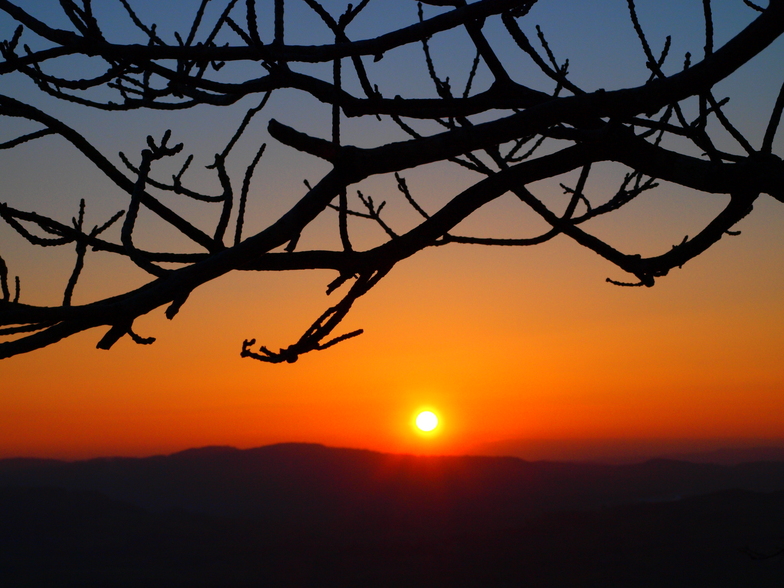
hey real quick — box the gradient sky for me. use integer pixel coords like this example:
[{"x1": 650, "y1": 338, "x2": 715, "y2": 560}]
[{"x1": 1, "y1": 0, "x2": 783, "y2": 461}]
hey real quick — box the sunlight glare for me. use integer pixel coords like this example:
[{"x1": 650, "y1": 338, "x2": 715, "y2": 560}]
[{"x1": 415, "y1": 411, "x2": 438, "y2": 432}]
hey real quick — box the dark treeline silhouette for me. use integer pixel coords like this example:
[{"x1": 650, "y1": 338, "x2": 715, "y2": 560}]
[{"x1": 1, "y1": 0, "x2": 783, "y2": 362}]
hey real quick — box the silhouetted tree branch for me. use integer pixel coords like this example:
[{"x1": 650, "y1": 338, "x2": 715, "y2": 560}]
[{"x1": 1, "y1": 0, "x2": 783, "y2": 362}]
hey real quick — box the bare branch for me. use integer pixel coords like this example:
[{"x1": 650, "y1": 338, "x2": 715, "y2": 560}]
[{"x1": 0, "y1": 0, "x2": 782, "y2": 363}]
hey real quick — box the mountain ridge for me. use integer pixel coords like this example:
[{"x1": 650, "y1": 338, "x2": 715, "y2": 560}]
[
  {"x1": 2, "y1": 442, "x2": 784, "y2": 530},
  {"x1": 3, "y1": 443, "x2": 784, "y2": 586}
]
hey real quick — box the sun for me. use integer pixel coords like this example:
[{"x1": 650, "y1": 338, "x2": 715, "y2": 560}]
[{"x1": 415, "y1": 411, "x2": 439, "y2": 432}]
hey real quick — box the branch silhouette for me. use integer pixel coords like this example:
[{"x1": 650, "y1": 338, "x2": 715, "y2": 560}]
[{"x1": 1, "y1": 0, "x2": 783, "y2": 362}]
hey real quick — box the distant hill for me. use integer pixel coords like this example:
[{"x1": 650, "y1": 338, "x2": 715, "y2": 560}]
[
  {"x1": 2, "y1": 453, "x2": 784, "y2": 586},
  {"x1": 2, "y1": 443, "x2": 784, "y2": 534},
  {"x1": 661, "y1": 446, "x2": 784, "y2": 465},
  {"x1": 472, "y1": 438, "x2": 784, "y2": 465}
]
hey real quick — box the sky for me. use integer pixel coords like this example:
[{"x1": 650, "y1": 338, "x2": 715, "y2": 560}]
[{"x1": 1, "y1": 0, "x2": 783, "y2": 461}]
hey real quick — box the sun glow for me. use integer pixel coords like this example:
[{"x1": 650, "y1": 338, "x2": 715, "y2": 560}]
[{"x1": 415, "y1": 411, "x2": 439, "y2": 432}]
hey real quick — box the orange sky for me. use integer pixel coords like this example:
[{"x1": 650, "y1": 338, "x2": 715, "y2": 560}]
[
  {"x1": 3, "y1": 201, "x2": 784, "y2": 460},
  {"x1": 1, "y1": 1, "x2": 784, "y2": 461}
]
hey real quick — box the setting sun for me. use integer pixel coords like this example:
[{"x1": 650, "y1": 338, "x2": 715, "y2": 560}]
[{"x1": 415, "y1": 411, "x2": 439, "y2": 432}]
